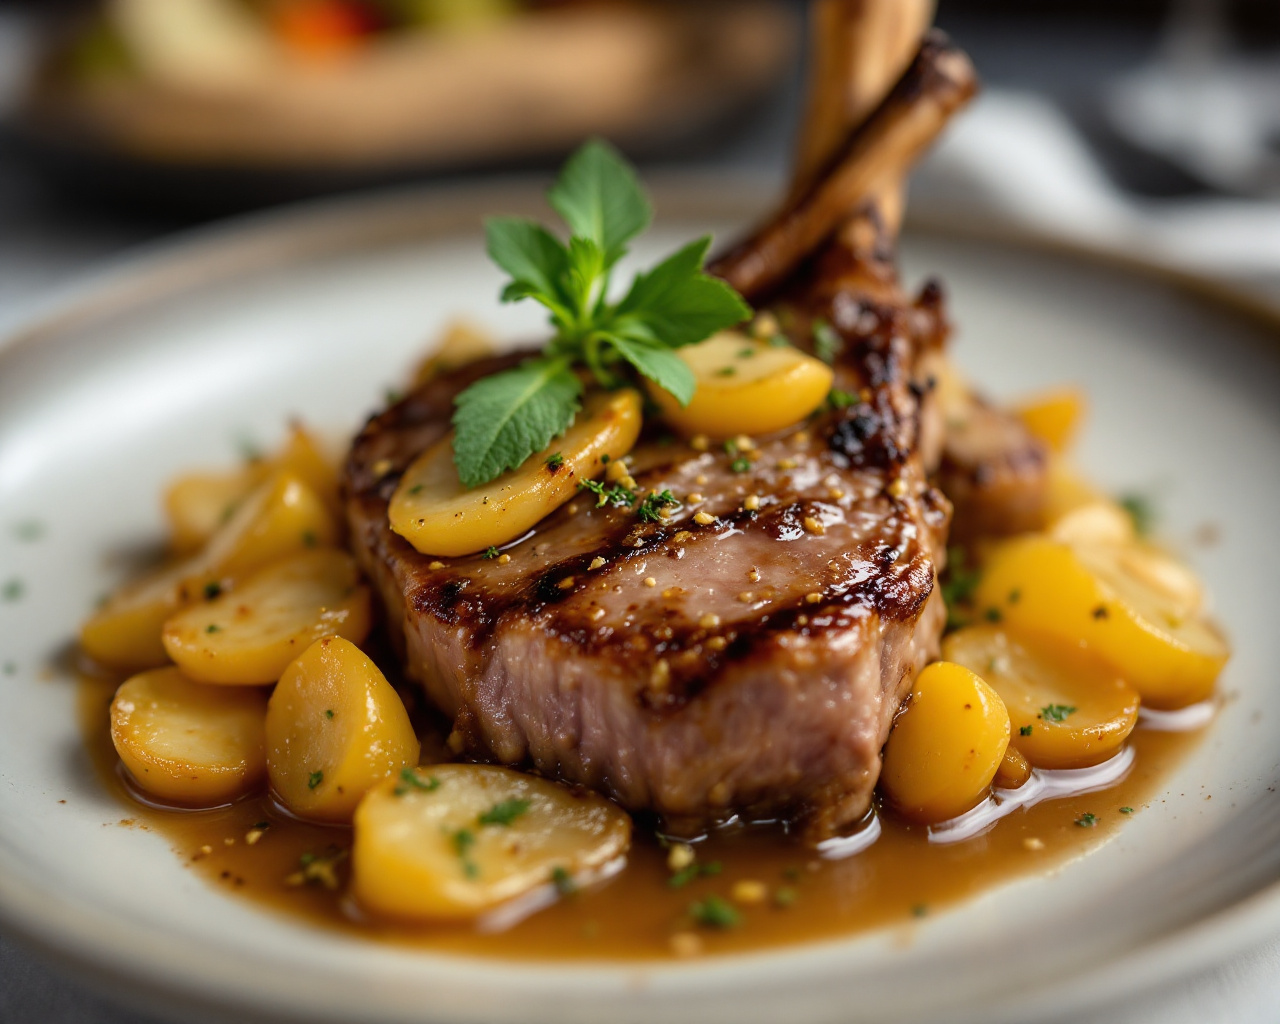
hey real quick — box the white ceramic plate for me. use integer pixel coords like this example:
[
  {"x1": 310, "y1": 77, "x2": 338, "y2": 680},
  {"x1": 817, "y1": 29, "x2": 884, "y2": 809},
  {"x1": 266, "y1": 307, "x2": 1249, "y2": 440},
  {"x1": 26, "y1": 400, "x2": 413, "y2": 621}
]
[{"x1": 1, "y1": 179, "x2": 1278, "y2": 1024}]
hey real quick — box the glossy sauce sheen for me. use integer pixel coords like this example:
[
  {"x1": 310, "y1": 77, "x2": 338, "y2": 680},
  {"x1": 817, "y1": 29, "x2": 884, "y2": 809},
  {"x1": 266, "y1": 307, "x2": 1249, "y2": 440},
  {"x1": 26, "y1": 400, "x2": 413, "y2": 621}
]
[{"x1": 80, "y1": 676, "x2": 1204, "y2": 959}]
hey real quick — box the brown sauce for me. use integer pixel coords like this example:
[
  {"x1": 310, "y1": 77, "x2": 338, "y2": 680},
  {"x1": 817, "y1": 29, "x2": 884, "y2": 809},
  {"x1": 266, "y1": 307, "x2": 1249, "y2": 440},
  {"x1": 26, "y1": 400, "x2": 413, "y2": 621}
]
[{"x1": 78, "y1": 674, "x2": 1206, "y2": 960}]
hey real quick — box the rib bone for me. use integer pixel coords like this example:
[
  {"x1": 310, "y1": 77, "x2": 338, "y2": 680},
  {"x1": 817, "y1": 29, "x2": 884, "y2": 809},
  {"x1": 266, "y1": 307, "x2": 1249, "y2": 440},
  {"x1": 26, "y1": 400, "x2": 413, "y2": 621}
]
[
  {"x1": 710, "y1": 31, "x2": 976, "y2": 303},
  {"x1": 791, "y1": 0, "x2": 936, "y2": 200}
]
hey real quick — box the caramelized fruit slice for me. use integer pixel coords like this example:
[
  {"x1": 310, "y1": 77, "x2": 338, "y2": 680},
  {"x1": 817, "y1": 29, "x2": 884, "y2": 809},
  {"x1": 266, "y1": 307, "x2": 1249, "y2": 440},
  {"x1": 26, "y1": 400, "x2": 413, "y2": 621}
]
[
  {"x1": 879, "y1": 661, "x2": 1010, "y2": 824},
  {"x1": 164, "y1": 425, "x2": 340, "y2": 553},
  {"x1": 162, "y1": 549, "x2": 371, "y2": 685},
  {"x1": 110, "y1": 666, "x2": 267, "y2": 805},
  {"x1": 1013, "y1": 386, "x2": 1086, "y2": 453},
  {"x1": 265, "y1": 637, "x2": 419, "y2": 823},
  {"x1": 975, "y1": 536, "x2": 1227, "y2": 709},
  {"x1": 943, "y1": 625, "x2": 1140, "y2": 769},
  {"x1": 81, "y1": 471, "x2": 336, "y2": 671},
  {"x1": 648, "y1": 331, "x2": 833, "y2": 439},
  {"x1": 389, "y1": 388, "x2": 642, "y2": 558},
  {"x1": 353, "y1": 764, "x2": 632, "y2": 922}
]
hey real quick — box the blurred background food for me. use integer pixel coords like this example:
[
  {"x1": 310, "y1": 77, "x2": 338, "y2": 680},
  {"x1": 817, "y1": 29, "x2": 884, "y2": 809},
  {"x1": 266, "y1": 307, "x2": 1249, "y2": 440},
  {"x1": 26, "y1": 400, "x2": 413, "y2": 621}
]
[
  {"x1": 5, "y1": 0, "x2": 798, "y2": 211},
  {"x1": 0, "y1": 0, "x2": 1279, "y2": 300}
]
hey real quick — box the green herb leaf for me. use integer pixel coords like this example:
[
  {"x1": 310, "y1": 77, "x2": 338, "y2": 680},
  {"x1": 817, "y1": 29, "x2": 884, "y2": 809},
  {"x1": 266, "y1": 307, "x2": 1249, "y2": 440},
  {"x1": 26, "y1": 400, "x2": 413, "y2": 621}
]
[
  {"x1": 636, "y1": 489, "x2": 679, "y2": 523},
  {"x1": 393, "y1": 767, "x2": 441, "y2": 796},
  {"x1": 546, "y1": 138, "x2": 652, "y2": 269},
  {"x1": 812, "y1": 319, "x2": 843, "y2": 363},
  {"x1": 1040, "y1": 704, "x2": 1077, "y2": 723},
  {"x1": 615, "y1": 236, "x2": 751, "y2": 349},
  {"x1": 463, "y1": 142, "x2": 752, "y2": 486},
  {"x1": 452, "y1": 359, "x2": 583, "y2": 488},
  {"x1": 669, "y1": 861, "x2": 723, "y2": 889},
  {"x1": 551, "y1": 865, "x2": 578, "y2": 896},
  {"x1": 1118, "y1": 492, "x2": 1156, "y2": 537},
  {"x1": 1019, "y1": 725, "x2": 1033, "y2": 736},
  {"x1": 307, "y1": 770, "x2": 324, "y2": 790},
  {"x1": 451, "y1": 828, "x2": 479, "y2": 878},
  {"x1": 485, "y1": 218, "x2": 574, "y2": 324},
  {"x1": 478, "y1": 798, "x2": 532, "y2": 827},
  {"x1": 545, "y1": 452, "x2": 565, "y2": 470},
  {"x1": 603, "y1": 332, "x2": 696, "y2": 407},
  {"x1": 689, "y1": 895, "x2": 741, "y2": 929},
  {"x1": 1075, "y1": 812, "x2": 1098, "y2": 828},
  {"x1": 578, "y1": 478, "x2": 636, "y2": 508}
]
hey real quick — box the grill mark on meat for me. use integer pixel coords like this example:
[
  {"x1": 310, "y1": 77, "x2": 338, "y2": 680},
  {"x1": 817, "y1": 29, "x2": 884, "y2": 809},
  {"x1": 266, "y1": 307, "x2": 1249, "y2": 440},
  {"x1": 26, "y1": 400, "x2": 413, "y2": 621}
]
[
  {"x1": 345, "y1": 252, "x2": 952, "y2": 836},
  {"x1": 342, "y1": 36, "x2": 982, "y2": 839}
]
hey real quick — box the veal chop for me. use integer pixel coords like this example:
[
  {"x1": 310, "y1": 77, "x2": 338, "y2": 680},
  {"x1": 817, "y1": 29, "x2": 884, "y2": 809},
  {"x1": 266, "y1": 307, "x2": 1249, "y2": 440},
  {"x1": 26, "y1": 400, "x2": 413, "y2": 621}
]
[{"x1": 342, "y1": 32, "x2": 1040, "y2": 841}]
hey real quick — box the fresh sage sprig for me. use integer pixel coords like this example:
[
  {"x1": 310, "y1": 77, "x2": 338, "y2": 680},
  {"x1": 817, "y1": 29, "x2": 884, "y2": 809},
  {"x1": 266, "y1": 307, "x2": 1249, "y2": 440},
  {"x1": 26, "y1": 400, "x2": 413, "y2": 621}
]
[{"x1": 451, "y1": 139, "x2": 751, "y2": 488}]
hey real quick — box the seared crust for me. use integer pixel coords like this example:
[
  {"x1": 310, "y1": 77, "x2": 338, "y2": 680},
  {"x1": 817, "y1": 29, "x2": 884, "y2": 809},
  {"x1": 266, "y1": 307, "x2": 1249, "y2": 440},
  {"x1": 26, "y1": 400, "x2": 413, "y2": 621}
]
[{"x1": 345, "y1": 247, "x2": 952, "y2": 838}]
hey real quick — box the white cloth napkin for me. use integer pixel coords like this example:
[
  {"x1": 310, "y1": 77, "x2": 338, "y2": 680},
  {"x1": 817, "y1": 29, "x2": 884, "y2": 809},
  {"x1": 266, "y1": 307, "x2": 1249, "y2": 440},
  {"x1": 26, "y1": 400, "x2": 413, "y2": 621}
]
[{"x1": 911, "y1": 87, "x2": 1280, "y2": 311}]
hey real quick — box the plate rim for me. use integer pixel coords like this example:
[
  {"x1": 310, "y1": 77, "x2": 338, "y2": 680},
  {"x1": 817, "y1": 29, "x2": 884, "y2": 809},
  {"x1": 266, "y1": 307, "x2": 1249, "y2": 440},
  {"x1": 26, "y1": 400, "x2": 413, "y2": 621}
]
[{"x1": 2, "y1": 172, "x2": 1279, "y2": 1024}]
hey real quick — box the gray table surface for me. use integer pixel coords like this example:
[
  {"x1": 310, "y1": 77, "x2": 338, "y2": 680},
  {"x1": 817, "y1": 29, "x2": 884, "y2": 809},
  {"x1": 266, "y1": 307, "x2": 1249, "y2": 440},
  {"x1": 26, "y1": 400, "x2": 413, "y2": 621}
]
[{"x1": 3, "y1": 10, "x2": 1279, "y2": 1022}]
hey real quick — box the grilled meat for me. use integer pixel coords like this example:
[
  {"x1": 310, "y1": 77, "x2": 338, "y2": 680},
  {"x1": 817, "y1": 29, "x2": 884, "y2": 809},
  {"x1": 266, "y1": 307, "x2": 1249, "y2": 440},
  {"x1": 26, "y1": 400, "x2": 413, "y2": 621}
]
[{"x1": 344, "y1": 30, "x2": 994, "y2": 841}]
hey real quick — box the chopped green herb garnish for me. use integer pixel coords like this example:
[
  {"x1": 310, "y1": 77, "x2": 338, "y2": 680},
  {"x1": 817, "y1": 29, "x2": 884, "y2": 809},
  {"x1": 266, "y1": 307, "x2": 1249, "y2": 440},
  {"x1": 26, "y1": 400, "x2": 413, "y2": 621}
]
[
  {"x1": 451, "y1": 140, "x2": 750, "y2": 488},
  {"x1": 940, "y1": 547, "x2": 980, "y2": 619},
  {"x1": 1, "y1": 579, "x2": 24, "y2": 602},
  {"x1": 551, "y1": 866, "x2": 577, "y2": 896},
  {"x1": 1120, "y1": 806, "x2": 1134, "y2": 815},
  {"x1": 812, "y1": 319, "x2": 842, "y2": 364},
  {"x1": 478, "y1": 798, "x2": 531, "y2": 827},
  {"x1": 1075, "y1": 812, "x2": 1098, "y2": 828},
  {"x1": 408, "y1": 484, "x2": 424, "y2": 495},
  {"x1": 774, "y1": 886, "x2": 798, "y2": 908},
  {"x1": 730, "y1": 457, "x2": 752, "y2": 473},
  {"x1": 715, "y1": 366, "x2": 737, "y2": 377},
  {"x1": 452, "y1": 828, "x2": 479, "y2": 878},
  {"x1": 1040, "y1": 704, "x2": 1077, "y2": 723},
  {"x1": 1008, "y1": 588, "x2": 1021, "y2": 604},
  {"x1": 12, "y1": 521, "x2": 44, "y2": 542},
  {"x1": 827, "y1": 388, "x2": 857, "y2": 410},
  {"x1": 205, "y1": 624, "x2": 221, "y2": 634},
  {"x1": 911, "y1": 903, "x2": 928, "y2": 918},
  {"x1": 482, "y1": 546, "x2": 500, "y2": 560},
  {"x1": 768, "y1": 335, "x2": 790, "y2": 348},
  {"x1": 689, "y1": 895, "x2": 741, "y2": 929},
  {"x1": 324, "y1": 709, "x2": 334, "y2": 719},
  {"x1": 203, "y1": 581, "x2": 222, "y2": 600},
  {"x1": 1118, "y1": 492, "x2": 1156, "y2": 537},
  {"x1": 722, "y1": 439, "x2": 738, "y2": 456},
  {"x1": 1020, "y1": 725, "x2": 1033, "y2": 737},
  {"x1": 393, "y1": 767, "x2": 441, "y2": 796},
  {"x1": 984, "y1": 607, "x2": 1003, "y2": 623},
  {"x1": 545, "y1": 452, "x2": 565, "y2": 470},
  {"x1": 636, "y1": 489, "x2": 679, "y2": 523},
  {"x1": 301, "y1": 530, "x2": 318, "y2": 548},
  {"x1": 236, "y1": 436, "x2": 263, "y2": 463},
  {"x1": 578, "y1": 478, "x2": 636, "y2": 509},
  {"x1": 385, "y1": 388, "x2": 403, "y2": 406},
  {"x1": 668, "y1": 861, "x2": 723, "y2": 889},
  {"x1": 307, "y1": 771, "x2": 324, "y2": 790},
  {"x1": 737, "y1": 347, "x2": 756, "y2": 358}
]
